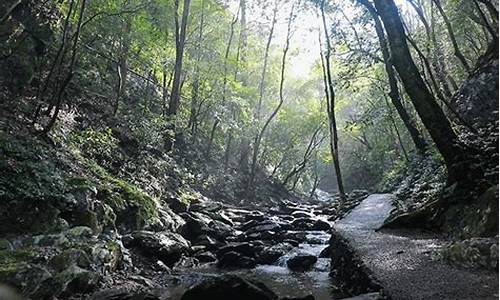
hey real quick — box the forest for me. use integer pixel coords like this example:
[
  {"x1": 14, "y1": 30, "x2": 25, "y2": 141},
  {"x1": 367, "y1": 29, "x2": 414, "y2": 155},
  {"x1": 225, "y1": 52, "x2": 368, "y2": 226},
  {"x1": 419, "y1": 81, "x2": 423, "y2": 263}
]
[{"x1": 0, "y1": 0, "x2": 498, "y2": 299}]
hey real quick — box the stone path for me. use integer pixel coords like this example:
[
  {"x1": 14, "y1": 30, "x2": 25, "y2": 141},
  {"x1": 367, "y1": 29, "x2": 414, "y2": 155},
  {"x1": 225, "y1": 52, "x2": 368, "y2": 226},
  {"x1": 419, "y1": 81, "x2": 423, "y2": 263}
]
[{"x1": 334, "y1": 194, "x2": 499, "y2": 300}]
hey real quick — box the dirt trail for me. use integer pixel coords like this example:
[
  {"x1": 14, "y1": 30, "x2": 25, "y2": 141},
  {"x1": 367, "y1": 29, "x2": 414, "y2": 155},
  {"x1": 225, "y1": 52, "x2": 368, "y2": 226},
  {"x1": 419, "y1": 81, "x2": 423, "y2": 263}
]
[{"x1": 334, "y1": 194, "x2": 499, "y2": 300}]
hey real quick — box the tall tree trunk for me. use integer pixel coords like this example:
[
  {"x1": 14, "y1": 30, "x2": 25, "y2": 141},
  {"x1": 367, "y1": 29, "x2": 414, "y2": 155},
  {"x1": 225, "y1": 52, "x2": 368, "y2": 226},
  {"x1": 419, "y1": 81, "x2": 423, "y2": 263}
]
[
  {"x1": 167, "y1": 0, "x2": 191, "y2": 116},
  {"x1": 236, "y1": 0, "x2": 251, "y2": 172},
  {"x1": 113, "y1": 19, "x2": 131, "y2": 116},
  {"x1": 247, "y1": 0, "x2": 279, "y2": 192},
  {"x1": 432, "y1": 0, "x2": 472, "y2": 74},
  {"x1": 43, "y1": 0, "x2": 86, "y2": 133},
  {"x1": 255, "y1": 1, "x2": 278, "y2": 120},
  {"x1": 407, "y1": 0, "x2": 457, "y2": 96},
  {"x1": 221, "y1": 11, "x2": 239, "y2": 167},
  {"x1": 473, "y1": 0, "x2": 499, "y2": 40},
  {"x1": 320, "y1": 0, "x2": 346, "y2": 200},
  {"x1": 188, "y1": 0, "x2": 205, "y2": 134},
  {"x1": 373, "y1": 0, "x2": 468, "y2": 183},
  {"x1": 359, "y1": 0, "x2": 427, "y2": 153},
  {"x1": 246, "y1": 2, "x2": 295, "y2": 192}
]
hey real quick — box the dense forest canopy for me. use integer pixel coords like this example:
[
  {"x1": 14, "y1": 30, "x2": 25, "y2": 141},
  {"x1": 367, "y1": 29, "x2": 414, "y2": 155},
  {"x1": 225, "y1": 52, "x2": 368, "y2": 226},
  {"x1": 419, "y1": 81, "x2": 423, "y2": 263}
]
[
  {"x1": 1, "y1": 0, "x2": 497, "y2": 197},
  {"x1": 0, "y1": 0, "x2": 498, "y2": 299}
]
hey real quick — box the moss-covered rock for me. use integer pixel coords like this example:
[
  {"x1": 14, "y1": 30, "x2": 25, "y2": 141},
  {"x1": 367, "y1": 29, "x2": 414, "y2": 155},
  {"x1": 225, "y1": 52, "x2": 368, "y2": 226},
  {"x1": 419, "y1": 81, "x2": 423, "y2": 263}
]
[
  {"x1": 440, "y1": 237, "x2": 499, "y2": 270},
  {"x1": 91, "y1": 240, "x2": 123, "y2": 272},
  {"x1": 49, "y1": 248, "x2": 92, "y2": 272},
  {"x1": 0, "y1": 239, "x2": 13, "y2": 251},
  {"x1": 443, "y1": 185, "x2": 499, "y2": 238},
  {"x1": 0, "y1": 250, "x2": 50, "y2": 295}
]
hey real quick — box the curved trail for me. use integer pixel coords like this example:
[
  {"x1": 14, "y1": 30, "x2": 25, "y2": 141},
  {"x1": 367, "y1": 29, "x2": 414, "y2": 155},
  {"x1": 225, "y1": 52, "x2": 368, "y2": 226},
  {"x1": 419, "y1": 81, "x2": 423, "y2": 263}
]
[{"x1": 334, "y1": 194, "x2": 499, "y2": 300}]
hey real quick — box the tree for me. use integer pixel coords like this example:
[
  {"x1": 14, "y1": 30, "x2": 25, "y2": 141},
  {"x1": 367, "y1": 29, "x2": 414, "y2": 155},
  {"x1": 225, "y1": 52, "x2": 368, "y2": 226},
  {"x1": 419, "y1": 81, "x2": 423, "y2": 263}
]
[
  {"x1": 373, "y1": 0, "x2": 470, "y2": 184},
  {"x1": 167, "y1": 0, "x2": 191, "y2": 116},
  {"x1": 319, "y1": 0, "x2": 346, "y2": 200},
  {"x1": 357, "y1": 0, "x2": 427, "y2": 153},
  {"x1": 247, "y1": 0, "x2": 279, "y2": 192}
]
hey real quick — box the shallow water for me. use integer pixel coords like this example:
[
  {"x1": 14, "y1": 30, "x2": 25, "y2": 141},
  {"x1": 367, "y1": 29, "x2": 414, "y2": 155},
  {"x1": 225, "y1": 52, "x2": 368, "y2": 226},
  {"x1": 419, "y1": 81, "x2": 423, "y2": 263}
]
[{"x1": 166, "y1": 230, "x2": 334, "y2": 300}]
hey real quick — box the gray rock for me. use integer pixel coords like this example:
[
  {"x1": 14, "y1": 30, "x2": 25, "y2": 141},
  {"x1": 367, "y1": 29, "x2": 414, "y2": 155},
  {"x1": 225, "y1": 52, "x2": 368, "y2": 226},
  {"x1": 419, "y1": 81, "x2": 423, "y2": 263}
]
[
  {"x1": 181, "y1": 275, "x2": 278, "y2": 300},
  {"x1": 312, "y1": 220, "x2": 331, "y2": 231},
  {"x1": 124, "y1": 230, "x2": 190, "y2": 267},
  {"x1": 217, "y1": 251, "x2": 256, "y2": 269},
  {"x1": 286, "y1": 254, "x2": 317, "y2": 271}
]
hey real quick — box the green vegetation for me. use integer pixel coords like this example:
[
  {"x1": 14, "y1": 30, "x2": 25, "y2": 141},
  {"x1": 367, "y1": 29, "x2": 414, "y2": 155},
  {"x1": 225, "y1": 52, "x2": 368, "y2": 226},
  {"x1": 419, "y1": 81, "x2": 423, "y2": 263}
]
[{"x1": 0, "y1": 0, "x2": 497, "y2": 234}]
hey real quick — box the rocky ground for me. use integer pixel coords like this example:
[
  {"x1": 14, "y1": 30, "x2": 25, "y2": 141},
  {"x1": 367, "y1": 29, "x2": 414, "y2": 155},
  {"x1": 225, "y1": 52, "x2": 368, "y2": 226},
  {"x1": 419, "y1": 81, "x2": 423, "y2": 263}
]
[{"x1": 0, "y1": 190, "x2": 372, "y2": 300}]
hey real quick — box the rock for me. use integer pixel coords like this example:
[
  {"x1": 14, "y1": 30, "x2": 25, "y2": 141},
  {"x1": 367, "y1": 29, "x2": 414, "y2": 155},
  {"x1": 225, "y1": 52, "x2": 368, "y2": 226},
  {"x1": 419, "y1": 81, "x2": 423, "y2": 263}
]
[
  {"x1": 158, "y1": 208, "x2": 186, "y2": 232},
  {"x1": 286, "y1": 254, "x2": 317, "y2": 271},
  {"x1": 282, "y1": 296, "x2": 315, "y2": 300},
  {"x1": 56, "y1": 265, "x2": 101, "y2": 297},
  {"x1": 174, "y1": 257, "x2": 200, "y2": 269},
  {"x1": 179, "y1": 212, "x2": 211, "y2": 241},
  {"x1": 217, "y1": 251, "x2": 256, "y2": 269},
  {"x1": 312, "y1": 220, "x2": 331, "y2": 231},
  {"x1": 33, "y1": 265, "x2": 100, "y2": 299},
  {"x1": 204, "y1": 211, "x2": 235, "y2": 227},
  {"x1": 292, "y1": 211, "x2": 315, "y2": 219},
  {"x1": 244, "y1": 212, "x2": 266, "y2": 222},
  {"x1": 257, "y1": 243, "x2": 293, "y2": 264},
  {"x1": 32, "y1": 233, "x2": 70, "y2": 247},
  {"x1": 181, "y1": 275, "x2": 278, "y2": 300},
  {"x1": 245, "y1": 221, "x2": 281, "y2": 234},
  {"x1": 166, "y1": 196, "x2": 190, "y2": 213},
  {"x1": 0, "y1": 239, "x2": 13, "y2": 251},
  {"x1": 0, "y1": 263, "x2": 52, "y2": 296},
  {"x1": 91, "y1": 240, "x2": 124, "y2": 271},
  {"x1": 66, "y1": 226, "x2": 94, "y2": 238},
  {"x1": 319, "y1": 246, "x2": 330, "y2": 258},
  {"x1": 49, "y1": 248, "x2": 91, "y2": 271},
  {"x1": 124, "y1": 231, "x2": 190, "y2": 267},
  {"x1": 283, "y1": 239, "x2": 300, "y2": 247},
  {"x1": 193, "y1": 235, "x2": 220, "y2": 250},
  {"x1": 206, "y1": 220, "x2": 234, "y2": 240},
  {"x1": 189, "y1": 201, "x2": 223, "y2": 213},
  {"x1": 338, "y1": 292, "x2": 383, "y2": 300},
  {"x1": 216, "y1": 242, "x2": 260, "y2": 258},
  {"x1": 90, "y1": 288, "x2": 160, "y2": 300},
  {"x1": 282, "y1": 232, "x2": 307, "y2": 243},
  {"x1": 291, "y1": 218, "x2": 316, "y2": 231},
  {"x1": 440, "y1": 237, "x2": 499, "y2": 270},
  {"x1": 240, "y1": 220, "x2": 260, "y2": 231},
  {"x1": 194, "y1": 251, "x2": 217, "y2": 263}
]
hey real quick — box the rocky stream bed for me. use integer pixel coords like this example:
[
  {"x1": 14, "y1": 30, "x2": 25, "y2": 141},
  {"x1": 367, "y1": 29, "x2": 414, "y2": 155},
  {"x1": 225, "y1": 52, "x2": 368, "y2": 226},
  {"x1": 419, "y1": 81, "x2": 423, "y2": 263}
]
[{"x1": 0, "y1": 191, "x2": 376, "y2": 300}]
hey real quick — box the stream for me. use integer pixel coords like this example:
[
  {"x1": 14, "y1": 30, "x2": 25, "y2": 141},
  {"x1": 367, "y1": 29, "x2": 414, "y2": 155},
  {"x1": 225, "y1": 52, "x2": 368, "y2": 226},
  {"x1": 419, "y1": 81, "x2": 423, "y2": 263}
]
[{"x1": 165, "y1": 228, "x2": 334, "y2": 299}]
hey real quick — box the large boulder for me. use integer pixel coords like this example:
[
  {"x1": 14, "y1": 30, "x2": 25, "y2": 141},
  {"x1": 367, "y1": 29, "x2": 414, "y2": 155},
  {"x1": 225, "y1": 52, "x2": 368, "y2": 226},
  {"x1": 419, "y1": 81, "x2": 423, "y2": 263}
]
[
  {"x1": 286, "y1": 254, "x2": 317, "y2": 271},
  {"x1": 179, "y1": 212, "x2": 211, "y2": 241},
  {"x1": 181, "y1": 275, "x2": 278, "y2": 300},
  {"x1": 124, "y1": 231, "x2": 190, "y2": 266}
]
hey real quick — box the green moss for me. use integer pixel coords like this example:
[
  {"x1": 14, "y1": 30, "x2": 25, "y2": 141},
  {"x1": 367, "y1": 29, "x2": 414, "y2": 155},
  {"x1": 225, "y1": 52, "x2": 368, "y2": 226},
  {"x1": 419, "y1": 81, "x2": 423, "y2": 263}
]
[
  {"x1": 76, "y1": 155, "x2": 158, "y2": 229},
  {"x1": 65, "y1": 176, "x2": 96, "y2": 192},
  {"x1": 179, "y1": 189, "x2": 198, "y2": 205},
  {"x1": 0, "y1": 250, "x2": 37, "y2": 272}
]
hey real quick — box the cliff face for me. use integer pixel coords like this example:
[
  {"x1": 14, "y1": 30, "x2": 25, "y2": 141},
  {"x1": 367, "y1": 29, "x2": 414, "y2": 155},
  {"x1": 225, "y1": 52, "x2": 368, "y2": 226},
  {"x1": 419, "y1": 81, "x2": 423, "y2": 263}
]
[{"x1": 451, "y1": 42, "x2": 499, "y2": 129}]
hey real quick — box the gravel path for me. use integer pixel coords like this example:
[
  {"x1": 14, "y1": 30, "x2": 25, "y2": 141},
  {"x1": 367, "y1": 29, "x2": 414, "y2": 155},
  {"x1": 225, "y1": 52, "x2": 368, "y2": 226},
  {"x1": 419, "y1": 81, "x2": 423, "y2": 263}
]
[{"x1": 334, "y1": 194, "x2": 499, "y2": 300}]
